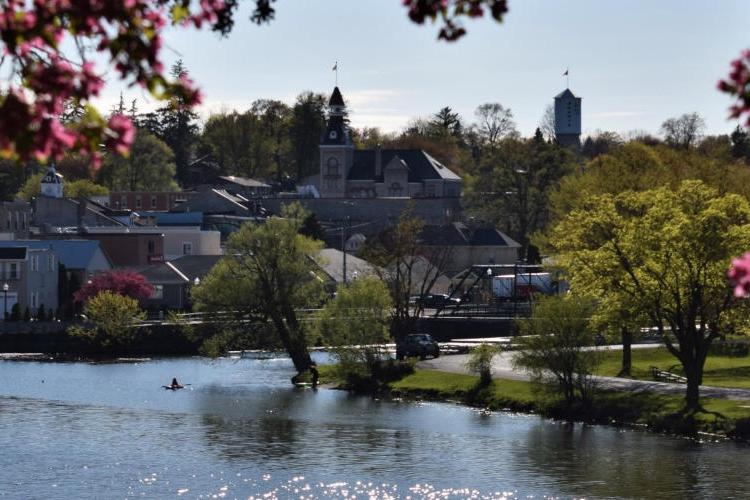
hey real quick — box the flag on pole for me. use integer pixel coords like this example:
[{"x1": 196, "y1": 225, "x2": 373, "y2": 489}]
[
  {"x1": 563, "y1": 69, "x2": 568, "y2": 76},
  {"x1": 333, "y1": 62, "x2": 338, "y2": 71}
]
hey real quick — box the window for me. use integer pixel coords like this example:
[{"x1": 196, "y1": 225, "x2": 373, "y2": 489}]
[
  {"x1": 22, "y1": 213, "x2": 27, "y2": 229},
  {"x1": 147, "y1": 240, "x2": 156, "y2": 255},
  {"x1": 9, "y1": 263, "x2": 18, "y2": 280},
  {"x1": 426, "y1": 185, "x2": 436, "y2": 198},
  {"x1": 327, "y1": 156, "x2": 339, "y2": 176},
  {"x1": 120, "y1": 195, "x2": 127, "y2": 208},
  {"x1": 151, "y1": 196, "x2": 157, "y2": 209},
  {"x1": 151, "y1": 285, "x2": 164, "y2": 299},
  {"x1": 14, "y1": 212, "x2": 18, "y2": 230},
  {"x1": 31, "y1": 292, "x2": 37, "y2": 309},
  {"x1": 325, "y1": 179, "x2": 337, "y2": 189},
  {"x1": 5, "y1": 212, "x2": 9, "y2": 230},
  {"x1": 135, "y1": 196, "x2": 142, "y2": 209},
  {"x1": 30, "y1": 255, "x2": 38, "y2": 272},
  {"x1": 388, "y1": 182, "x2": 403, "y2": 197},
  {"x1": 182, "y1": 242, "x2": 193, "y2": 255},
  {"x1": 47, "y1": 255, "x2": 54, "y2": 272}
]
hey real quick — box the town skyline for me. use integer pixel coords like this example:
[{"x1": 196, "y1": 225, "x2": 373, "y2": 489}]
[{"x1": 98, "y1": 0, "x2": 750, "y2": 138}]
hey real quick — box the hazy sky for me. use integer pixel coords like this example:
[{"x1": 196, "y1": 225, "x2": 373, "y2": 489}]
[{"x1": 105, "y1": 0, "x2": 750, "y2": 138}]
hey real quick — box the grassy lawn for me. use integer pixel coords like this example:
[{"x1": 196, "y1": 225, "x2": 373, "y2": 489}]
[
  {"x1": 596, "y1": 347, "x2": 750, "y2": 389},
  {"x1": 389, "y1": 369, "x2": 750, "y2": 439}
]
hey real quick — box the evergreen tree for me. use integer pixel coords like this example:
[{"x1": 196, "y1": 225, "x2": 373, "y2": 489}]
[
  {"x1": 730, "y1": 125, "x2": 750, "y2": 163},
  {"x1": 289, "y1": 92, "x2": 327, "y2": 182},
  {"x1": 155, "y1": 60, "x2": 199, "y2": 185}
]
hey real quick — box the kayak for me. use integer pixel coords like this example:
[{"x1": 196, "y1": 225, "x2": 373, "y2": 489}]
[{"x1": 162, "y1": 385, "x2": 184, "y2": 390}]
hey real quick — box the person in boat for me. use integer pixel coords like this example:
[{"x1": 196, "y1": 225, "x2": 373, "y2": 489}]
[{"x1": 310, "y1": 362, "x2": 319, "y2": 388}]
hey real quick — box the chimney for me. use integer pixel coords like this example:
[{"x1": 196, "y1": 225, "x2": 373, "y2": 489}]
[{"x1": 375, "y1": 144, "x2": 383, "y2": 178}]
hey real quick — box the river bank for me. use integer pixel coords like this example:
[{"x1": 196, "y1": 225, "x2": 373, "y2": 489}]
[
  {"x1": 319, "y1": 364, "x2": 750, "y2": 442},
  {"x1": 390, "y1": 370, "x2": 750, "y2": 442}
]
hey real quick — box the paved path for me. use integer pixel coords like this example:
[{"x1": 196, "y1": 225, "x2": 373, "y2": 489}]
[{"x1": 419, "y1": 351, "x2": 750, "y2": 401}]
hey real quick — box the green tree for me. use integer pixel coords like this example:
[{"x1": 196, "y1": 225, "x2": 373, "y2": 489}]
[
  {"x1": 191, "y1": 203, "x2": 324, "y2": 378},
  {"x1": 549, "y1": 180, "x2": 750, "y2": 408},
  {"x1": 0, "y1": 160, "x2": 27, "y2": 201},
  {"x1": 465, "y1": 137, "x2": 574, "y2": 261},
  {"x1": 99, "y1": 129, "x2": 178, "y2": 192},
  {"x1": 155, "y1": 60, "x2": 199, "y2": 184},
  {"x1": 513, "y1": 295, "x2": 600, "y2": 405},
  {"x1": 69, "y1": 291, "x2": 146, "y2": 348},
  {"x1": 289, "y1": 91, "x2": 327, "y2": 182},
  {"x1": 316, "y1": 276, "x2": 393, "y2": 382},
  {"x1": 465, "y1": 343, "x2": 502, "y2": 386},
  {"x1": 16, "y1": 174, "x2": 109, "y2": 201}
]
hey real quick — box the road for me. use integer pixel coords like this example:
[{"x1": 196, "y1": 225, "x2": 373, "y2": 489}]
[{"x1": 419, "y1": 348, "x2": 750, "y2": 401}]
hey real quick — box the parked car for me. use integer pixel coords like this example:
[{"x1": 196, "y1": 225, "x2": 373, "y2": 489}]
[
  {"x1": 415, "y1": 294, "x2": 461, "y2": 309},
  {"x1": 396, "y1": 333, "x2": 440, "y2": 360}
]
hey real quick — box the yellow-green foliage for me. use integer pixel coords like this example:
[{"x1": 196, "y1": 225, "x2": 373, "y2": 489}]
[
  {"x1": 70, "y1": 290, "x2": 145, "y2": 347},
  {"x1": 16, "y1": 174, "x2": 109, "y2": 201},
  {"x1": 316, "y1": 276, "x2": 392, "y2": 379}
]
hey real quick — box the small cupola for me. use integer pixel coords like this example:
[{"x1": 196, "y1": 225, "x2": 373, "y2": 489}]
[{"x1": 40, "y1": 164, "x2": 64, "y2": 199}]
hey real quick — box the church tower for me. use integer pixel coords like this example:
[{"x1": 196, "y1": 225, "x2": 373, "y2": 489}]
[
  {"x1": 554, "y1": 88, "x2": 581, "y2": 148},
  {"x1": 40, "y1": 164, "x2": 64, "y2": 198},
  {"x1": 319, "y1": 87, "x2": 354, "y2": 198}
]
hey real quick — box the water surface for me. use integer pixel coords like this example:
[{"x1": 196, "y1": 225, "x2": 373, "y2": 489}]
[{"x1": 0, "y1": 355, "x2": 748, "y2": 498}]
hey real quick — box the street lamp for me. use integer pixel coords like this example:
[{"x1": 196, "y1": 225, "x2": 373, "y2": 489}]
[{"x1": 2, "y1": 283, "x2": 7, "y2": 320}]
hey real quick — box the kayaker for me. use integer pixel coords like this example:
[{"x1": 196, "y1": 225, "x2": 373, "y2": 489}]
[{"x1": 170, "y1": 378, "x2": 181, "y2": 389}]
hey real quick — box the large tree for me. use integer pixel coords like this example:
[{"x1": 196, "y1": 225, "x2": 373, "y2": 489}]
[
  {"x1": 289, "y1": 92, "x2": 327, "y2": 183},
  {"x1": 191, "y1": 204, "x2": 324, "y2": 378},
  {"x1": 154, "y1": 60, "x2": 200, "y2": 184},
  {"x1": 549, "y1": 180, "x2": 750, "y2": 408},
  {"x1": 361, "y1": 213, "x2": 453, "y2": 342},
  {"x1": 474, "y1": 102, "x2": 516, "y2": 149},
  {"x1": 98, "y1": 129, "x2": 178, "y2": 192},
  {"x1": 465, "y1": 136, "x2": 574, "y2": 261},
  {"x1": 660, "y1": 112, "x2": 706, "y2": 150}
]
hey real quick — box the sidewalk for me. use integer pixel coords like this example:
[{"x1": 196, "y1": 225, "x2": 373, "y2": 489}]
[{"x1": 419, "y1": 351, "x2": 750, "y2": 401}]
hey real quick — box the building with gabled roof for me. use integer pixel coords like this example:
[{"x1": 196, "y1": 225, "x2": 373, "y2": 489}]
[
  {"x1": 317, "y1": 86, "x2": 462, "y2": 199},
  {"x1": 420, "y1": 222, "x2": 522, "y2": 276}
]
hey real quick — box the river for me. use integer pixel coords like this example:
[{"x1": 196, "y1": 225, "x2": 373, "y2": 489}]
[{"x1": 0, "y1": 354, "x2": 748, "y2": 499}]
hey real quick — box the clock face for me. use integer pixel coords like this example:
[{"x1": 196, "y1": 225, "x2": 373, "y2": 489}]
[{"x1": 329, "y1": 130, "x2": 338, "y2": 139}]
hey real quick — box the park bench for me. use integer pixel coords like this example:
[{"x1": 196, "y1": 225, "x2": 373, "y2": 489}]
[{"x1": 650, "y1": 365, "x2": 687, "y2": 384}]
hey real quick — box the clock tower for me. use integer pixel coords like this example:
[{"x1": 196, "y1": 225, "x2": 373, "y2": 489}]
[{"x1": 319, "y1": 86, "x2": 354, "y2": 198}]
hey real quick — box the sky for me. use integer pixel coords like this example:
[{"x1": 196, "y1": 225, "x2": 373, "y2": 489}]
[{"x1": 104, "y1": 0, "x2": 750, "y2": 138}]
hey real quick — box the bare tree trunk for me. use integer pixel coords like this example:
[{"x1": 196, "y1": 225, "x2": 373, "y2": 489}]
[
  {"x1": 270, "y1": 311, "x2": 312, "y2": 376},
  {"x1": 619, "y1": 327, "x2": 632, "y2": 377}
]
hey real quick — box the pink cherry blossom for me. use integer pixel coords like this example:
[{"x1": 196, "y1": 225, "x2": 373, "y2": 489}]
[{"x1": 728, "y1": 252, "x2": 750, "y2": 298}]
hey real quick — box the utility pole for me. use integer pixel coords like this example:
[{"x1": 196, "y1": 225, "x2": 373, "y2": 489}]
[{"x1": 341, "y1": 216, "x2": 349, "y2": 284}]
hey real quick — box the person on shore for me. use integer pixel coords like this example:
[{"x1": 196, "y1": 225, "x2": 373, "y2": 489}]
[{"x1": 310, "y1": 362, "x2": 319, "y2": 388}]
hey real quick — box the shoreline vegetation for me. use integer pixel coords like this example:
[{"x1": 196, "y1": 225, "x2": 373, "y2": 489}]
[{"x1": 318, "y1": 363, "x2": 750, "y2": 443}]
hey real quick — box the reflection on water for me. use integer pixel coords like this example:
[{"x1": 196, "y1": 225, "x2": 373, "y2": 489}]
[{"x1": 0, "y1": 356, "x2": 749, "y2": 498}]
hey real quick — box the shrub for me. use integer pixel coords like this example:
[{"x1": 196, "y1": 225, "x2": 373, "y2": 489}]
[
  {"x1": 9, "y1": 303, "x2": 20, "y2": 322},
  {"x1": 514, "y1": 295, "x2": 601, "y2": 406},
  {"x1": 465, "y1": 343, "x2": 502, "y2": 386},
  {"x1": 69, "y1": 291, "x2": 146, "y2": 348}
]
